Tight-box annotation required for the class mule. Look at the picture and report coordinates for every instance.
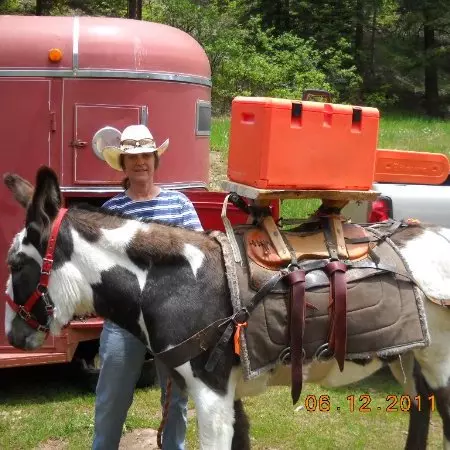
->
[4,166,450,449]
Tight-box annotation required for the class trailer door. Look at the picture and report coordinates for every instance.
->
[0,79,53,349]
[68,104,143,185]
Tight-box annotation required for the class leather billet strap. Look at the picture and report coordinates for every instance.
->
[285,268,306,405]
[154,316,233,369]
[324,261,348,371]
[320,216,340,260]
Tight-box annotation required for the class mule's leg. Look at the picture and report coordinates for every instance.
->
[232,399,250,450]
[413,301,450,449]
[389,354,428,449]
[406,363,432,450]
[176,363,240,450]
[390,358,432,450]
[388,354,431,449]
[433,383,450,450]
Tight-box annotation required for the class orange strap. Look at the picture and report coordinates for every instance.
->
[234,322,248,355]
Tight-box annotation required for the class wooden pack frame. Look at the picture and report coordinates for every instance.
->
[221,181,379,261]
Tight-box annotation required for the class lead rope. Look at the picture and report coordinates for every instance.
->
[157,378,172,449]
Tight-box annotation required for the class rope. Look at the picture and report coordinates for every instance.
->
[157,377,172,449]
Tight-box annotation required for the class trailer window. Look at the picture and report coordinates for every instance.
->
[196,100,211,136]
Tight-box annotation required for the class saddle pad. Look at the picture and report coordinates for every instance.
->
[213,225,430,381]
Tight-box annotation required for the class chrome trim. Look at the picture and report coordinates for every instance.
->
[0,70,74,77]
[140,106,149,125]
[78,70,212,86]
[0,69,212,87]
[60,181,208,194]
[73,17,80,72]
[196,100,212,136]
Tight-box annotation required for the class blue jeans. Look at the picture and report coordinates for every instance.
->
[93,320,188,450]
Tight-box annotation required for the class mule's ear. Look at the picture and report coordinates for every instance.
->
[3,173,35,208]
[26,166,62,227]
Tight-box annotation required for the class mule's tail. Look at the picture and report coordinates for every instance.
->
[232,399,251,450]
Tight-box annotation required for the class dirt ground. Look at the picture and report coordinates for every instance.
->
[118,429,160,450]
[208,151,228,191]
[37,428,160,449]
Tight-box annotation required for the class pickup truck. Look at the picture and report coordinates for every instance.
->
[342,176,450,227]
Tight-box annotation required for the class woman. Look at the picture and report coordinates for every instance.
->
[93,124,203,450]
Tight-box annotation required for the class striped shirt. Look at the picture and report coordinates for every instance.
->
[102,189,203,231]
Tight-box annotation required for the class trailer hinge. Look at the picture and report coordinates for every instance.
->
[50,112,56,132]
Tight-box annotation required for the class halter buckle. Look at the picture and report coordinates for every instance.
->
[45,303,54,314]
[41,258,53,275]
[17,306,32,322]
[37,324,50,333]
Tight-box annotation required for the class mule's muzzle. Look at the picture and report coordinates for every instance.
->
[7,317,46,350]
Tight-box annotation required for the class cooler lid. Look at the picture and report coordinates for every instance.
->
[232,96,379,117]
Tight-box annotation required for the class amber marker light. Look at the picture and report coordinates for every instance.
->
[48,48,63,62]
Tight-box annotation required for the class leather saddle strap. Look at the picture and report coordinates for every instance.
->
[325,261,348,372]
[285,268,306,405]
[320,216,339,260]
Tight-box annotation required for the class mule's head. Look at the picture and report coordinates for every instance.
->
[4,167,63,350]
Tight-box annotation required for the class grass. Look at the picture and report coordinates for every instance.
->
[378,113,450,155]
[0,364,444,449]
[211,112,450,156]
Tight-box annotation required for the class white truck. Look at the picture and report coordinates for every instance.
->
[343,176,450,227]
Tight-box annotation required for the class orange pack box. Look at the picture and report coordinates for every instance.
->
[375,149,449,185]
[227,96,380,190]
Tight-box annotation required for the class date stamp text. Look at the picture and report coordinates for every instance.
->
[303,394,435,413]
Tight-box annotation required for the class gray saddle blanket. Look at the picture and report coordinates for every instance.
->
[213,223,430,381]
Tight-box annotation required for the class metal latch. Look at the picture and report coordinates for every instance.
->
[70,139,87,148]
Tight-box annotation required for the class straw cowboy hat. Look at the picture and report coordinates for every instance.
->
[102,124,169,171]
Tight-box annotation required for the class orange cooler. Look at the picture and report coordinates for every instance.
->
[227,96,380,190]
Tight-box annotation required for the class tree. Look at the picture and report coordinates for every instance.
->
[128,0,142,19]
[36,0,52,15]
[397,0,450,116]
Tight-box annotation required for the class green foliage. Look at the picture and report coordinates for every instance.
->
[66,0,127,17]
[143,1,358,112]
[211,18,336,112]
[0,0,23,14]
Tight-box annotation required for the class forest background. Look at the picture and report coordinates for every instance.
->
[1,0,450,118]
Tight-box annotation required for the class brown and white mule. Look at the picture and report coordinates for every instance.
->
[4,167,450,450]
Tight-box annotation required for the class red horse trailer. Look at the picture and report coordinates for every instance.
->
[0,15,257,375]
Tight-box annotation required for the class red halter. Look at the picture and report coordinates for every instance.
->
[5,208,68,333]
